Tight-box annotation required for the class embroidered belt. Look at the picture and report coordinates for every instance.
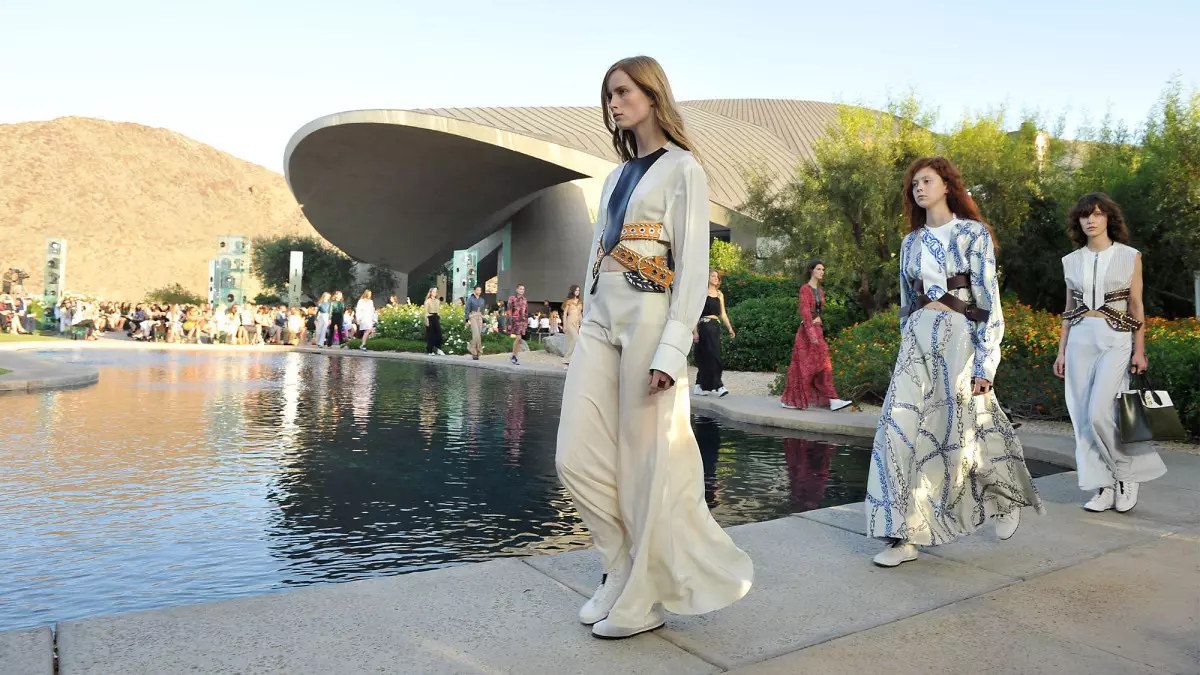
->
[1063,288,1141,332]
[589,222,673,294]
[900,274,989,322]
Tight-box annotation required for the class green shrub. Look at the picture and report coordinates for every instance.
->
[722,291,864,373]
[722,297,803,372]
[254,293,282,305]
[824,303,1199,437]
[719,271,798,309]
[146,282,205,305]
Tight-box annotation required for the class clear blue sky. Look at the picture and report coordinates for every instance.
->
[2,0,1195,172]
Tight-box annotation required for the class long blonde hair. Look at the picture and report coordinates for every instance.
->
[601,56,699,163]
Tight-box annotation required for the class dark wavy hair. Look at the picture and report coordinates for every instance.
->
[1067,193,1130,247]
[806,259,825,282]
[902,157,996,245]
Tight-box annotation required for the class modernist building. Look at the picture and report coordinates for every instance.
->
[284,100,852,303]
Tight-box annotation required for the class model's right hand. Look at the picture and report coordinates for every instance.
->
[1053,355,1066,379]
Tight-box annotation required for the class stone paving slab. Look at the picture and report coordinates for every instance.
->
[57,558,717,675]
[795,502,867,535]
[1159,450,1200,492]
[0,351,98,392]
[926,500,1175,579]
[0,626,53,675]
[1033,471,1200,530]
[527,517,1014,670]
[726,597,1171,675]
[970,531,1200,674]
[691,394,878,440]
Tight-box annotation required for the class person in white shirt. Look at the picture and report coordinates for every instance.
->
[866,157,1042,568]
[355,290,377,351]
[1054,192,1164,513]
[554,56,752,640]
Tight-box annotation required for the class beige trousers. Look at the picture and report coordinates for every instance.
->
[555,272,753,627]
[468,312,483,356]
[564,314,581,362]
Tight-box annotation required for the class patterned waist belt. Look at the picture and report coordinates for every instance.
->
[1063,288,1141,332]
[900,275,989,322]
[590,222,673,294]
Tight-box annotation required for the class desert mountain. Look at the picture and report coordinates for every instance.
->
[1,116,325,302]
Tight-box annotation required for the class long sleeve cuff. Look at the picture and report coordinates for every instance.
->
[649,319,693,381]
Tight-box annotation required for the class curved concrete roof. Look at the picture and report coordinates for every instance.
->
[284,100,848,273]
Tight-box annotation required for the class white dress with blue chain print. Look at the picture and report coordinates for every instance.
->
[865,219,1043,545]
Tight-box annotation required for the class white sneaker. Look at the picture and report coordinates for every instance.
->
[1083,487,1115,512]
[830,398,853,412]
[591,606,665,639]
[994,509,1021,540]
[693,384,708,396]
[781,402,798,409]
[436,349,445,356]
[872,542,919,567]
[715,386,729,397]
[1115,481,1139,513]
[578,558,632,625]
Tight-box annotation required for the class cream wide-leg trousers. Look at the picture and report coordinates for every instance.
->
[555,272,753,628]
[1065,317,1166,490]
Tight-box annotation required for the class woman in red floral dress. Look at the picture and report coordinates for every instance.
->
[781,260,852,411]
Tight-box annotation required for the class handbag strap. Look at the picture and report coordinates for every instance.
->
[1130,372,1165,406]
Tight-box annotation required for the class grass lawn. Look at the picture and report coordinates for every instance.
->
[0,333,60,343]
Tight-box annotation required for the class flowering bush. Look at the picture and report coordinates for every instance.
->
[817,301,1198,436]
[376,303,470,354]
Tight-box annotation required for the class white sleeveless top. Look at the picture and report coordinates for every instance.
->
[1062,242,1138,311]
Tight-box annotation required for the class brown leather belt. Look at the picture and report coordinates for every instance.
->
[589,222,674,294]
[900,274,989,322]
[1063,288,1142,331]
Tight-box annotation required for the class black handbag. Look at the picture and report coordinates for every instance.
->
[1118,373,1189,443]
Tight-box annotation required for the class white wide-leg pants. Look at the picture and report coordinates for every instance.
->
[555,272,753,628]
[1065,317,1166,490]
[314,314,329,346]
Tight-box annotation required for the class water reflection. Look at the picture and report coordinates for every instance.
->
[0,349,887,632]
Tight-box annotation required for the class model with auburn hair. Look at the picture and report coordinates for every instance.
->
[555,55,752,639]
[865,157,1043,568]
[1054,193,1164,513]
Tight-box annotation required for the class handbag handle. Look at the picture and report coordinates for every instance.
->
[1130,372,1165,406]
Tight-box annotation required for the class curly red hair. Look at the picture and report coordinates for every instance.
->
[903,157,996,245]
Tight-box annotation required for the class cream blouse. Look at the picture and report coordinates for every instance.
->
[584,142,710,380]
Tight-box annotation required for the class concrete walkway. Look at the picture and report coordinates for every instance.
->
[3,457,1194,675]
[0,349,98,392]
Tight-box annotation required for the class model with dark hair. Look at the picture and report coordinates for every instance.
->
[555,55,752,639]
[780,259,852,411]
[866,157,1043,567]
[692,270,735,397]
[1054,193,1164,512]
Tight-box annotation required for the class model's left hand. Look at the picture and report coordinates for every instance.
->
[1130,352,1148,374]
[648,369,675,395]
[971,377,992,397]
[728,329,736,341]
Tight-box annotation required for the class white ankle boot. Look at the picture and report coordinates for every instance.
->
[591,606,665,639]
[994,509,1020,540]
[1084,487,1115,512]
[872,542,918,567]
[578,557,632,625]
[1115,481,1139,513]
